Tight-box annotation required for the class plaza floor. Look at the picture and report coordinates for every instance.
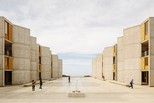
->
[0,77,154,103]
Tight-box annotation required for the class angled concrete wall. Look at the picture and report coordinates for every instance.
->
[52,55,59,78]
[103,47,113,80]
[96,54,103,79]
[149,17,154,86]
[117,37,124,83]
[30,36,38,81]
[0,17,4,86]
[58,59,63,78]
[40,46,51,80]
[12,25,31,84]
[123,25,141,85]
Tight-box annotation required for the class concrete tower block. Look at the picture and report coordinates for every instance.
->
[58,59,63,78]
[30,36,37,51]
[123,25,141,85]
[117,37,124,83]
[52,55,59,78]
[40,46,51,80]
[103,46,113,80]
[12,25,31,84]
[95,54,103,79]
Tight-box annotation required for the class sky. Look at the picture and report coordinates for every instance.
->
[0,0,154,76]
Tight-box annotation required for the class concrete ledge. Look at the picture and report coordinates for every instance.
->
[109,80,129,87]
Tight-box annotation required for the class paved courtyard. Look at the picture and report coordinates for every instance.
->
[0,77,154,103]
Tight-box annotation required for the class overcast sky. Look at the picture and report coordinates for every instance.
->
[1,0,154,76]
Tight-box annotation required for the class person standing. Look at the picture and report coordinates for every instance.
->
[68,76,71,83]
[39,79,42,89]
[129,79,134,89]
[32,80,36,91]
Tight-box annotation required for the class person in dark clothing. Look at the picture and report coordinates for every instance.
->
[129,79,134,89]
[68,76,71,83]
[39,79,43,89]
[32,80,36,91]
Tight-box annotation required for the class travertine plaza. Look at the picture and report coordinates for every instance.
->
[0,16,63,86]
[92,17,154,87]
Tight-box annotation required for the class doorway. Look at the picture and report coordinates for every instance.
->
[5,71,12,85]
[141,71,149,85]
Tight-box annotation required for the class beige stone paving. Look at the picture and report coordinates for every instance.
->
[0,77,154,103]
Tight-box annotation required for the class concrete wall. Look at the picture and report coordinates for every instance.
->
[123,25,141,85]
[52,55,59,78]
[30,36,38,81]
[58,59,63,78]
[92,59,97,78]
[149,17,154,86]
[117,37,124,83]
[96,54,103,79]
[0,17,4,86]
[103,47,113,80]
[12,25,31,84]
[40,46,51,80]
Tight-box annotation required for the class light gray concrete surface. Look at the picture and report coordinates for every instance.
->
[0,77,154,103]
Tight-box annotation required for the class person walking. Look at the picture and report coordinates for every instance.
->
[68,76,71,83]
[129,79,134,89]
[32,80,36,91]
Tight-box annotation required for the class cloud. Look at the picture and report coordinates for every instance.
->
[0,0,154,76]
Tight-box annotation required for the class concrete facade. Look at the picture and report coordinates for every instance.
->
[51,55,59,79]
[39,46,51,80]
[0,17,63,86]
[92,17,154,87]
[58,59,63,78]
[12,25,31,84]
[92,54,103,80]
[103,46,113,80]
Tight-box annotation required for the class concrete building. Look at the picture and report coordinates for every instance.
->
[92,54,103,79]
[103,46,114,80]
[92,17,154,87]
[52,54,62,79]
[58,59,63,78]
[0,16,63,86]
[117,36,125,83]
[38,45,51,80]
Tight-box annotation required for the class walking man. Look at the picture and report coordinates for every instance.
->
[129,79,134,89]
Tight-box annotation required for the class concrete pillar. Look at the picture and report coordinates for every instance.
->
[58,59,63,78]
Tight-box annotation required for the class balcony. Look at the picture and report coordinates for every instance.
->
[5,56,13,70]
[141,57,148,70]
